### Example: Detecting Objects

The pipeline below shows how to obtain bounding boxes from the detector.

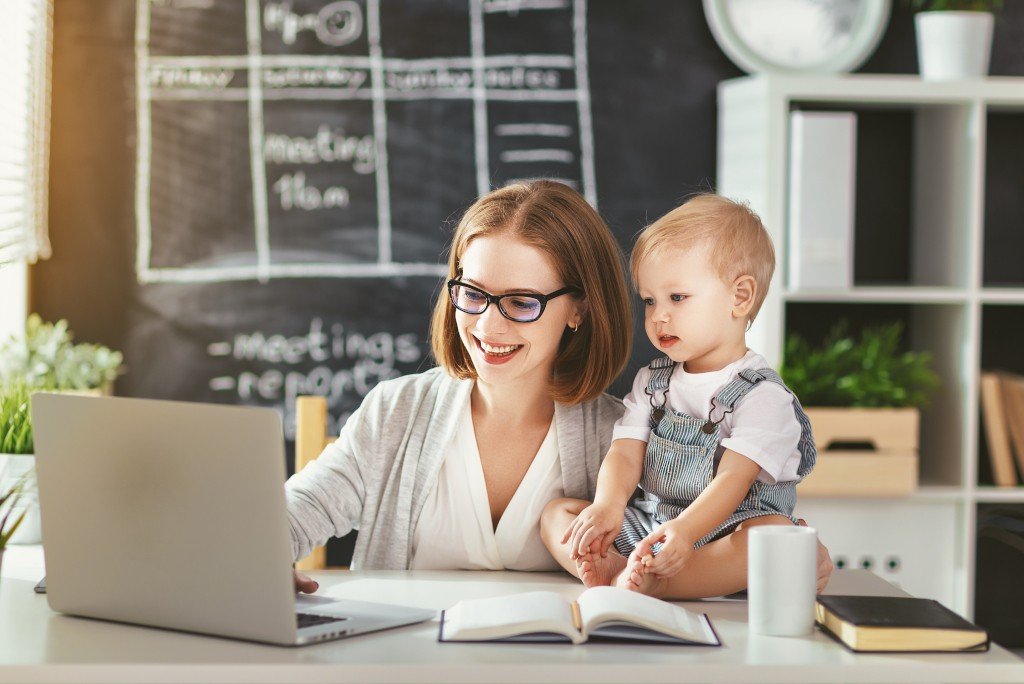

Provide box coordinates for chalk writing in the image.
[136,0,597,283]
[263,1,364,47]
[272,172,350,211]
[264,125,375,173]
[207,319,423,437]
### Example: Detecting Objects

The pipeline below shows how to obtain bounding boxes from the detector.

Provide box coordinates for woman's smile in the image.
[473,334,524,364]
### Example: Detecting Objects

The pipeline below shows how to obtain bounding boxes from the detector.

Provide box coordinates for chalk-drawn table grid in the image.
[136,0,596,283]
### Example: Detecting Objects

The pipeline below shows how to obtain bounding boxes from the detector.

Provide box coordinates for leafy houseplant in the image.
[910,0,1003,81]
[0,382,33,555]
[0,316,123,545]
[780,322,940,409]
[0,314,123,393]
[780,322,940,497]
[0,381,34,456]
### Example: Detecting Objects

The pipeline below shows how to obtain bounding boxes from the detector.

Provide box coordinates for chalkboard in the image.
[33,0,1024,444]
[128,0,613,440]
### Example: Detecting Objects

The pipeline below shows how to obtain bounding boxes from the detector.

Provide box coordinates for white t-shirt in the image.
[410,402,563,571]
[612,350,802,484]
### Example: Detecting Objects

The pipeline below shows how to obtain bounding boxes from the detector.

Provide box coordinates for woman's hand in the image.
[562,500,624,561]
[633,518,695,579]
[293,569,319,594]
[797,518,834,593]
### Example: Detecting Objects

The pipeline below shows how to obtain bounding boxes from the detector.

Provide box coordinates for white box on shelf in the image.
[787,111,857,290]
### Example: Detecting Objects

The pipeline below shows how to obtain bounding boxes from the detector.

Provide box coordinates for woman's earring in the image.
[569,322,579,333]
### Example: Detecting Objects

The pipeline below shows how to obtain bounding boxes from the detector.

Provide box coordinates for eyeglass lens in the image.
[450,283,543,322]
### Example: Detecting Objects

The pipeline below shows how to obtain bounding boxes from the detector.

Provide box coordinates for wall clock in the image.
[703,0,891,75]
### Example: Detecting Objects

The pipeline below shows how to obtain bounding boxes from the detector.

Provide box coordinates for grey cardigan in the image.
[285,367,624,570]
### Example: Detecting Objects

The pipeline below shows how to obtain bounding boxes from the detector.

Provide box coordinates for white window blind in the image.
[0,0,53,265]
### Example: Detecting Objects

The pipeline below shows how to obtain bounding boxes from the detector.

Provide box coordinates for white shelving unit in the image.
[717,74,1024,619]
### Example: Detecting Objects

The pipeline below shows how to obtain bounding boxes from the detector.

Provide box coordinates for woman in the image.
[286,180,632,585]
[285,180,833,591]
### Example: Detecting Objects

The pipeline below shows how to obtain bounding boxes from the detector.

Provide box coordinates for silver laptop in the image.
[31,393,435,646]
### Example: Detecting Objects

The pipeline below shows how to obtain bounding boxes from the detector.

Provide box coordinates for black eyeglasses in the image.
[447,279,580,323]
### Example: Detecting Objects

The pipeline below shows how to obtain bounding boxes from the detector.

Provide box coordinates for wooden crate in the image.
[798,407,919,497]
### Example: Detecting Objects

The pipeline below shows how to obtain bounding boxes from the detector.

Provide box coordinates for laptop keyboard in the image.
[296,612,348,629]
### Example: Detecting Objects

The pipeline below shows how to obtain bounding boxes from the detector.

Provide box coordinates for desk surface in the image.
[0,566,1021,684]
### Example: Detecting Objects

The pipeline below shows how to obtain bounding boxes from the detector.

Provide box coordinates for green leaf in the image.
[780,321,940,408]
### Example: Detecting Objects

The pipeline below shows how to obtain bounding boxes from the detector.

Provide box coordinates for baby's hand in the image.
[635,519,694,579]
[561,500,624,561]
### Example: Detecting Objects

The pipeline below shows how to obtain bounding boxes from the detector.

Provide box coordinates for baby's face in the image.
[636,245,743,373]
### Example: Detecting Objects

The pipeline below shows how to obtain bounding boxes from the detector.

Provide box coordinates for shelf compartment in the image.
[788,102,978,290]
[796,498,958,609]
[785,302,968,488]
[977,305,1024,487]
[982,110,1024,288]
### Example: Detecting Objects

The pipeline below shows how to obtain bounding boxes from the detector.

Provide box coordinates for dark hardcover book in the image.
[816,595,989,653]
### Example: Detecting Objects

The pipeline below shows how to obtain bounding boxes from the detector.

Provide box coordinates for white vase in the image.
[0,453,41,545]
[915,11,994,81]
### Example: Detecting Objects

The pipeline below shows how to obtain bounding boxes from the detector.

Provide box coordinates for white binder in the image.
[788,111,857,290]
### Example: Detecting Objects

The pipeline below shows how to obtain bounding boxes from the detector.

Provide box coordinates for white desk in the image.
[0,563,1022,683]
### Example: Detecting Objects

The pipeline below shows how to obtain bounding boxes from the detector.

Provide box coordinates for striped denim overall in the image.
[613,356,817,557]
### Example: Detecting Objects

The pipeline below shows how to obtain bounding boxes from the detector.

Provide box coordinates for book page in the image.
[441,591,582,643]
[577,586,718,645]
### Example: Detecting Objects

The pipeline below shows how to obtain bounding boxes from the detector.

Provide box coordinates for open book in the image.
[438,586,720,645]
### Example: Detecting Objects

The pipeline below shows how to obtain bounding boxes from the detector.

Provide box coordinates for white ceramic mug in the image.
[747,525,818,637]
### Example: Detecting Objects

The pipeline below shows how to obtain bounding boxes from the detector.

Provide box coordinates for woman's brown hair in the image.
[430,180,631,405]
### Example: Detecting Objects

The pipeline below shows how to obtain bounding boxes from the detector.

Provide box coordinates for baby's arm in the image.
[635,449,760,577]
[562,438,645,559]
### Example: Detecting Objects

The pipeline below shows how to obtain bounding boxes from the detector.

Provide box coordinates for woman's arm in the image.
[284,384,385,561]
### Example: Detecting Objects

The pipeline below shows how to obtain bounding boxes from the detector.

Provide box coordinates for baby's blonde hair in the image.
[631,194,776,322]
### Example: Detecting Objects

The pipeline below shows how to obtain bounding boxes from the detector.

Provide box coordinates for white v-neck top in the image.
[410,402,563,571]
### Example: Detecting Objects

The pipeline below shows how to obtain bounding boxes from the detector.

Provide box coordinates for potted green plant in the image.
[0,314,123,394]
[0,382,35,547]
[780,322,940,497]
[0,315,124,544]
[911,0,1003,81]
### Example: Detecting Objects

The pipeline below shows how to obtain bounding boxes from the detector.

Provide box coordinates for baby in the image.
[541,194,817,599]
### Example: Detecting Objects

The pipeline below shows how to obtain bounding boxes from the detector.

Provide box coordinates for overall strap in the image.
[715,368,787,410]
[710,368,818,478]
[644,355,676,426]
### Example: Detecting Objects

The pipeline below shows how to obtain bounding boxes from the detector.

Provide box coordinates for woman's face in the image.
[455,233,582,393]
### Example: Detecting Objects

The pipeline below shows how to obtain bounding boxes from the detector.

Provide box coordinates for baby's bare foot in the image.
[614,552,669,597]
[578,551,627,588]
[613,551,646,591]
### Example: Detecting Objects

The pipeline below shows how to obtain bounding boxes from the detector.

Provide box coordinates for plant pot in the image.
[798,407,920,497]
[915,11,993,81]
[0,453,40,545]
